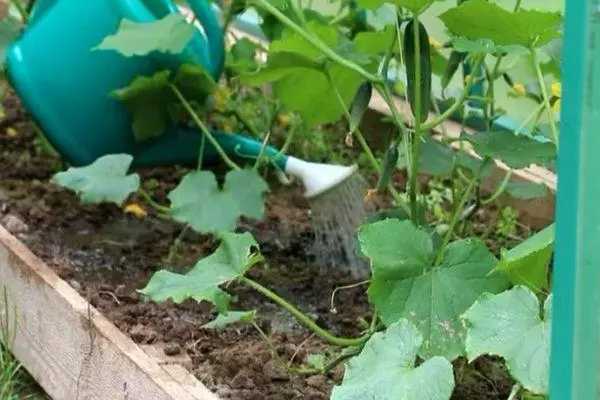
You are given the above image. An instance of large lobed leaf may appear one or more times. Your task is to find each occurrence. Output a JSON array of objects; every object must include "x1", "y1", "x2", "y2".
[
  {"x1": 139, "y1": 231, "x2": 261, "y2": 312},
  {"x1": 0, "y1": 12, "x2": 20, "y2": 66},
  {"x1": 240, "y1": 20, "x2": 385, "y2": 127},
  {"x1": 51, "y1": 154, "x2": 140, "y2": 206},
  {"x1": 203, "y1": 310, "x2": 257, "y2": 329},
  {"x1": 465, "y1": 286, "x2": 552, "y2": 395},
  {"x1": 93, "y1": 14, "x2": 195, "y2": 56},
  {"x1": 460, "y1": 130, "x2": 557, "y2": 170},
  {"x1": 493, "y1": 223, "x2": 554, "y2": 292},
  {"x1": 331, "y1": 319, "x2": 454, "y2": 400},
  {"x1": 168, "y1": 169, "x2": 269, "y2": 234},
  {"x1": 359, "y1": 219, "x2": 509, "y2": 360},
  {"x1": 111, "y1": 71, "x2": 172, "y2": 141},
  {"x1": 112, "y1": 64, "x2": 216, "y2": 142},
  {"x1": 356, "y1": 0, "x2": 442, "y2": 15},
  {"x1": 440, "y1": 0, "x2": 562, "y2": 48}
]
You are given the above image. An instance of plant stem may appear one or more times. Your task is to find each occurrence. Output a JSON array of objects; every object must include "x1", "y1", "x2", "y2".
[
  {"x1": 376, "y1": 83, "x2": 411, "y2": 141},
  {"x1": 514, "y1": 0, "x2": 522, "y2": 11},
  {"x1": 250, "y1": 0, "x2": 382, "y2": 83},
  {"x1": 329, "y1": 280, "x2": 370, "y2": 312},
  {"x1": 8, "y1": 0, "x2": 28, "y2": 23},
  {"x1": 369, "y1": 310, "x2": 379, "y2": 332},
  {"x1": 252, "y1": 320, "x2": 333, "y2": 377},
  {"x1": 170, "y1": 84, "x2": 241, "y2": 171},
  {"x1": 483, "y1": 57, "x2": 503, "y2": 131},
  {"x1": 421, "y1": 54, "x2": 485, "y2": 131},
  {"x1": 138, "y1": 189, "x2": 171, "y2": 214},
  {"x1": 514, "y1": 102, "x2": 545, "y2": 136},
  {"x1": 481, "y1": 170, "x2": 512, "y2": 205},
  {"x1": 530, "y1": 47, "x2": 559, "y2": 148},
  {"x1": 304, "y1": 347, "x2": 363, "y2": 376},
  {"x1": 329, "y1": 78, "x2": 410, "y2": 213},
  {"x1": 433, "y1": 158, "x2": 489, "y2": 266},
  {"x1": 252, "y1": 321, "x2": 296, "y2": 370},
  {"x1": 253, "y1": 130, "x2": 271, "y2": 170},
  {"x1": 197, "y1": 133, "x2": 206, "y2": 170},
  {"x1": 232, "y1": 106, "x2": 263, "y2": 138},
  {"x1": 279, "y1": 122, "x2": 298, "y2": 155},
  {"x1": 409, "y1": 15, "x2": 424, "y2": 225},
  {"x1": 507, "y1": 383, "x2": 522, "y2": 400},
  {"x1": 242, "y1": 277, "x2": 371, "y2": 347},
  {"x1": 166, "y1": 225, "x2": 189, "y2": 267}
]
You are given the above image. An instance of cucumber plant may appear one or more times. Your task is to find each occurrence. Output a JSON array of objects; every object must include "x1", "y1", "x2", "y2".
[{"x1": 44, "y1": 0, "x2": 562, "y2": 399}]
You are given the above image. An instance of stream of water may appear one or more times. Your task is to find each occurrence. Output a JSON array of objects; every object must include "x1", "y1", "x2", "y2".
[{"x1": 308, "y1": 173, "x2": 371, "y2": 279}]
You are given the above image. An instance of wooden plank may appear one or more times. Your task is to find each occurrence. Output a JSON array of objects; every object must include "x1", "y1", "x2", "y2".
[{"x1": 0, "y1": 225, "x2": 219, "y2": 400}]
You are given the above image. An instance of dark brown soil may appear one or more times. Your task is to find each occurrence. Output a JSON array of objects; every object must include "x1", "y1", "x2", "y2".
[{"x1": 0, "y1": 90, "x2": 516, "y2": 399}]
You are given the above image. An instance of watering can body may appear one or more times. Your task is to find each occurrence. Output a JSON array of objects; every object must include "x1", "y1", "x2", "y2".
[{"x1": 5, "y1": 0, "x2": 278, "y2": 168}]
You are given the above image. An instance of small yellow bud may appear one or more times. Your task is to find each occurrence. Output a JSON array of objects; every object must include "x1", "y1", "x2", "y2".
[
  {"x1": 512, "y1": 83, "x2": 526, "y2": 96},
  {"x1": 277, "y1": 113, "x2": 292, "y2": 128},
  {"x1": 429, "y1": 38, "x2": 443, "y2": 50},
  {"x1": 5, "y1": 127, "x2": 18, "y2": 138},
  {"x1": 364, "y1": 188, "x2": 377, "y2": 203},
  {"x1": 553, "y1": 98, "x2": 561, "y2": 113},
  {"x1": 213, "y1": 86, "x2": 230, "y2": 112},
  {"x1": 551, "y1": 82, "x2": 562, "y2": 98},
  {"x1": 221, "y1": 117, "x2": 237, "y2": 133},
  {"x1": 124, "y1": 203, "x2": 147, "y2": 218}
]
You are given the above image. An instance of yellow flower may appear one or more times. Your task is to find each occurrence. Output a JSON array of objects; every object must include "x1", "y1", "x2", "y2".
[
  {"x1": 221, "y1": 116, "x2": 237, "y2": 133},
  {"x1": 512, "y1": 83, "x2": 526, "y2": 96},
  {"x1": 123, "y1": 203, "x2": 147, "y2": 218},
  {"x1": 429, "y1": 37, "x2": 442, "y2": 50},
  {"x1": 5, "y1": 127, "x2": 18, "y2": 138},
  {"x1": 551, "y1": 82, "x2": 561, "y2": 113},
  {"x1": 364, "y1": 188, "x2": 377, "y2": 203},
  {"x1": 213, "y1": 85, "x2": 230, "y2": 112},
  {"x1": 277, "y1": 113, "x2": 292, "y2": 128}
]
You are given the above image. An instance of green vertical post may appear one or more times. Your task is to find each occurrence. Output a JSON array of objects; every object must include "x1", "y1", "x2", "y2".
[{"x1": 550, "y1": 0, "x2": 600, "y2": 399}]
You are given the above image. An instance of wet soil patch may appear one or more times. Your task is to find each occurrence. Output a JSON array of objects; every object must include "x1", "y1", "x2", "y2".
[{"x1": 0, "y1": 90, "x2": 517, "y2": 399}]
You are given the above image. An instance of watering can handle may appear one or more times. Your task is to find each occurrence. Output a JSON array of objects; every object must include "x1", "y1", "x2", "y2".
[
  {"x1": 142, "y1": 0, "x2": 225, "y2": 79},
  {"x1": 180, "y1": 0, "x2": 225, "y2": 79}
]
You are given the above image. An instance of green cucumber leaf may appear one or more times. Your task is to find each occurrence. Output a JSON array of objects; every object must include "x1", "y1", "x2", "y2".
[
  {"x1": 203, "y1": 310, "x2": 257, "y2": 329},
  {"x1": 139, "y1": 231, "x2": 261, "y2": 313},
  {"x1": 460, "y1": 131, "x2": 557, "y2": 169},
  {"x1": 93, "y1": 13, "x2": 195, "y2": 56},
  {"x1": 240, "y1": 21, "x2": 367, "y2": 127},
  {"x1": 111, "y1": 70, "x2": 171, "y2": 141},
  {"x1": 331, "y1": 319, "x2": 455, "y2": 400},
  {"x1": 51, "y1": 154, "x2": 140, "y2": 206},
  {"x1": 493, "y1": 224, "x2": 554, "y2": 292},
  {"x1": 356, "y1": 0, "x2": 436, "y2": 15},
  {"x1": 505, "y1": 182, "x2": 550, "y2": 200},
  {"x1": 168, "y1": 169, "x2": 269, "y2": 234},
  {"x1": 465, "y1": 286, "x2": 551, "y2": 395},
  {"x1": 359, "y1": 219, "x2": 509, "y2": 360},
  {"x1": 440, "y1": 0, "x2": 562, "y2": 48}
]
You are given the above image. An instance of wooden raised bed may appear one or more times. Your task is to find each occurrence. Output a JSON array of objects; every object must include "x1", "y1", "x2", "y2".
[
  {"x1": 0, "y1": 93, "x2": 556, "y2": 399},
  {"x1": 0, "y1": 15, "x2": 557, "y2": 400},
  {"x1": 0, "y1": 224, "x2": 218, "y2": 400}
]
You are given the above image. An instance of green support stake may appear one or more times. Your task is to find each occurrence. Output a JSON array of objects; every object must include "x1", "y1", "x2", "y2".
[{"x1": 550, "y1": 1, "x2": 600, "y2": 398}]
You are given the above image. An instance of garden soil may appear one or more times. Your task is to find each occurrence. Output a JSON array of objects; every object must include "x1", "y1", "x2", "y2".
[{"x1": 0, "y1": 91, "x2": 515, "y2": 399}]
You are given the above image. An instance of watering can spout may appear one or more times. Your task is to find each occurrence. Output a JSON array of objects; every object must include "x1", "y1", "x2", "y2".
[{"x1": 284, "y1": 157, "x2": 359, "y2": 198}]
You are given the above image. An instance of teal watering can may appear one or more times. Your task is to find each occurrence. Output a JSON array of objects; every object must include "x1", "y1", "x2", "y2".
[{"x1": 5, "y1": 0, "x2": 357, "y2": 198}]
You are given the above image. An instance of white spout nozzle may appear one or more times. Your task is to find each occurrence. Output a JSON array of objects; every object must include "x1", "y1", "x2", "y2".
[{"x1": 284, "y1": 157, "x2": 358, "y2": 198}]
